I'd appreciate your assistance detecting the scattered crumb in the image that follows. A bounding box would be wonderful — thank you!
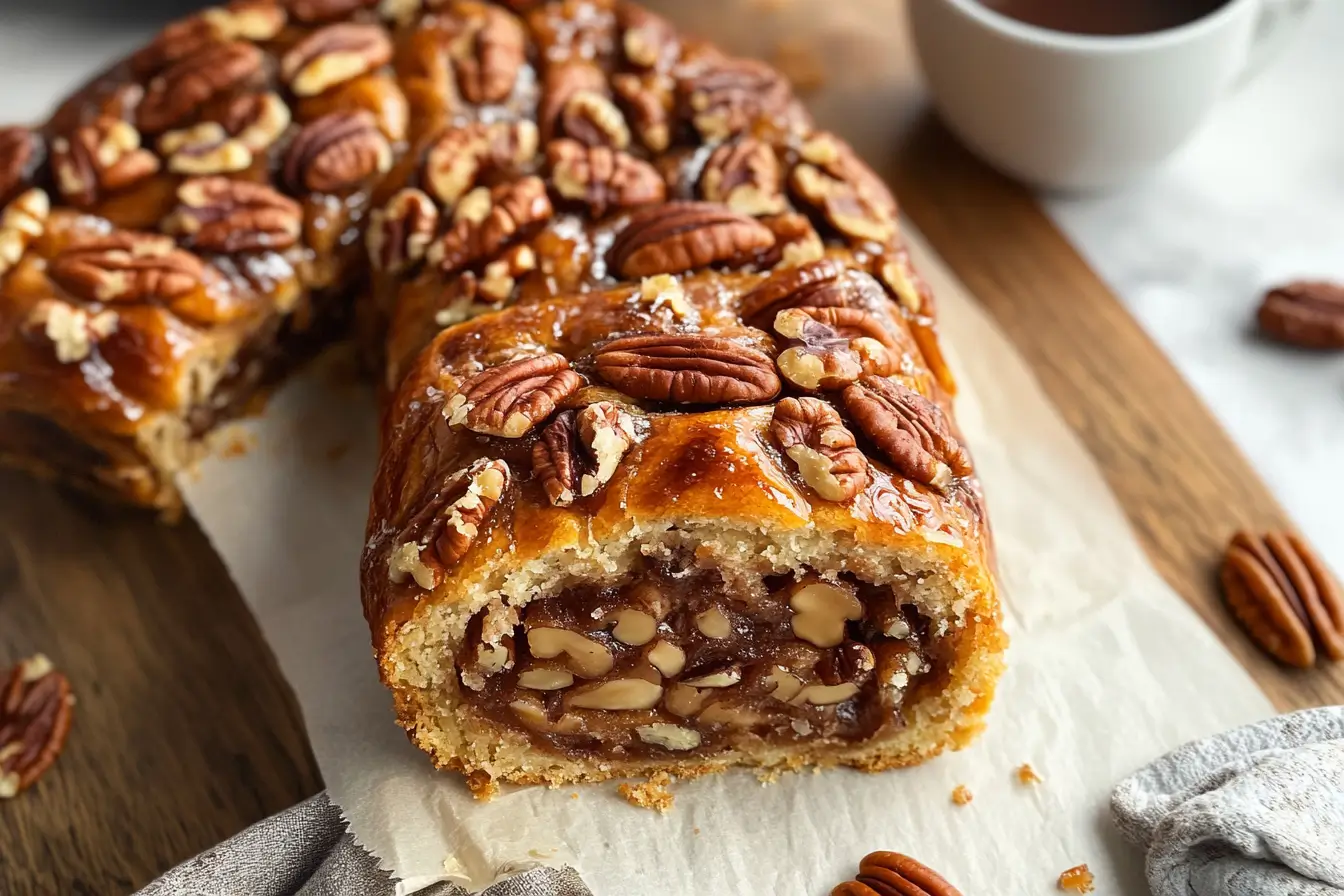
[570,792,578,800]
[1016,763,1042,785]
[770,39,827,93]
[951,784,974,806]
[325,439,352,463]
[1058,864,1095,893]
[209,425,256,460]
[466,770,498,802]
[619,771,675,813]
[693,827,701,835]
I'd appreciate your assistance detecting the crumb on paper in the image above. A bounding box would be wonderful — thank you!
[770,38,826,93]
[466,770,499,802]
[693,827,701,835]
[570,792,578,800]
[1058,864,1095,893]
[209,425,256,460]
[618,771,674,813]
[1016,763,1042,785]
[951,784,973,806]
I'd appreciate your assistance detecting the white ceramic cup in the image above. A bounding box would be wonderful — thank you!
[907,0,1317,191]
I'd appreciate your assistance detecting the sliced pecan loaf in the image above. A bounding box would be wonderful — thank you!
[0,0,1005,786]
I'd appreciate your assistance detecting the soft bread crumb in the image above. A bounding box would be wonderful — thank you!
[1016,763,1042,785]
[619,772,675,812]
[950,784,973,806]
[1058,864,1095,893]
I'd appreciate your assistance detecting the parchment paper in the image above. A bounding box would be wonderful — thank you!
[177,2,1277,892]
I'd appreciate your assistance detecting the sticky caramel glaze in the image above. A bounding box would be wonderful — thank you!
[456,563,945,758]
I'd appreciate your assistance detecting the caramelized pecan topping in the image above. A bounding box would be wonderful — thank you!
[547,139,665,217]
[0,127,37,206]
[164,176,302,253]
[560,90,631,150]
[281,23,393,97]
[131,1,281,79]
[159,91,291,175]
[538,61,609,143]
[832,852,964,896]
[445,353,583,438]
[532,401,638,506]
[774,306,898,391]
[1221,531,1344,668]
[0,189,50,278]
[771,397,868,502]
[429,176,553,274]
[611,71,673,153]
[0,655,75,799]
[451,4,527,105]
[617,5,678,70]
[51,118,160,207]
[607,201,775,278]
[875,246,933,316]
[138,40,264,134]
[678,57,800,143]
[388,459,511,588]
[701,138,786,217]
[422,121,538,207]
[842,376,970,492]
[284,110,392,193]
[367,187,438,274]
[200,1,288,39]
[22,299,119,364]
[1257,281,1344,350]
[49,232,205,306]
[594,334,781,405]
[792,131,898,244]
[741,260,885,330]
[287,0,378,23]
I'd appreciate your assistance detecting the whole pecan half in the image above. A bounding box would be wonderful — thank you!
[389,459,512,589]
[284,110,392,193]
[791,132,898,245]
[445,353,583,438]
[287,0,378,23]
[532,401,639,506]
[1257,281,1344,350]
[163,176,302,253]
[547,139,665,217]
[608,201,776,278]
[831,851,963,896]
[611,71,673,153]
[843,376,970,492]
[701,138,786,217]
[561,90,631,150]
[422,120,538,207]
[617,5,678,70]
[678,57,801,143]
[367,187,439,274]
[451,4,527,105]
[281,23,393,98]
[0,655,74,799]
[594,334,781,405]
[1221,531,1344,668]
[429,176,553,275]
[49,232,204,305]
[138,40,264,134]
[0,127,38,206]
[775,306,898,391]
[0,188,49,278]
[741,259,888,330]
[772,397,868,502]
[51,118,160,208]
[538,61,609,143]
[159,91,291,176]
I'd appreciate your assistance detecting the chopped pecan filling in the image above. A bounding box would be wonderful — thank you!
[455,564,942,757]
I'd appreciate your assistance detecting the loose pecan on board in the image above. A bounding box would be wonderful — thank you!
[1257,281,1344,350]
[831,851,963,896]
[0,655,75,799]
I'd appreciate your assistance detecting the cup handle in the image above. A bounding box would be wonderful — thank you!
[1236,0,1316,87]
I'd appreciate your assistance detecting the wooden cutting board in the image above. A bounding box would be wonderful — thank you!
[2,4,1340,894]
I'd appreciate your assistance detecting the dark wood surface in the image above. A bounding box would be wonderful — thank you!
[3,8,1342,896]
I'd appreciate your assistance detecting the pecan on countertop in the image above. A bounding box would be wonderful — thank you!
[0,655,75,799]
[831,851,964,896]
[1257,280,1344,349]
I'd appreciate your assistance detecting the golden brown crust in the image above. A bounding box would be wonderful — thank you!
[0,0,1003,786]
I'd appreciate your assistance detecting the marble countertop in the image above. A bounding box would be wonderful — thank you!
[2,0,1341,580]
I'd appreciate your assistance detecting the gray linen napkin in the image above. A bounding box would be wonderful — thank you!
[1112,706,1344,896]
[136,793,591,896]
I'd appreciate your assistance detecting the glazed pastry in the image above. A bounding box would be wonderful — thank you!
[0,0,1005,788]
